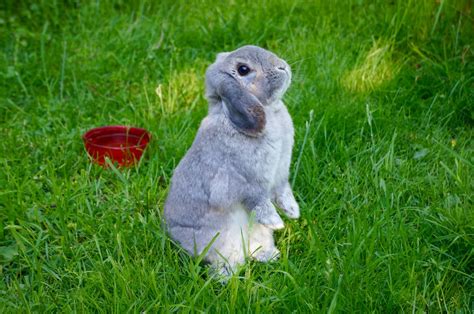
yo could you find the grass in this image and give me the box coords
[1,0,473,312]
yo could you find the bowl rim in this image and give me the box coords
[82,125,151,150]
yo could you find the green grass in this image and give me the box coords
[1,0,473,312]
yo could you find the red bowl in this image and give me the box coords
[83,126,151,167]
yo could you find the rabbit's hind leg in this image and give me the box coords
[249,223,280,262]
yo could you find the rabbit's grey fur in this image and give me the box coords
[164,45,299,275]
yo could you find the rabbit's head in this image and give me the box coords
[205,45,291,136]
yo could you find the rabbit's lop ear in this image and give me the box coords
[206,62,266,136]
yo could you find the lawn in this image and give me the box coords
[1,0,473,312]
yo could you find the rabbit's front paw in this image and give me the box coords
[279,197,300,219]
[275,188,300,219]
[255,203,284,230]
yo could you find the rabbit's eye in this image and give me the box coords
[237,65,251,76]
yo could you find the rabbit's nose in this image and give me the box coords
[276,60,290,72]
[276,64,288,73]
[276,64,290,76]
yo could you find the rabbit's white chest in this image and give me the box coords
[258,110,287,187]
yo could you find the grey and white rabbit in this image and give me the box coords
[164,45,299,275]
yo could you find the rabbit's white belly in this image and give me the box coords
[208,204,277,267]
[218,204,249,259]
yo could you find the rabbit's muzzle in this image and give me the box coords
[265,61,291,99]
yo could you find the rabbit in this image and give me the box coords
[164,45,300,276]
